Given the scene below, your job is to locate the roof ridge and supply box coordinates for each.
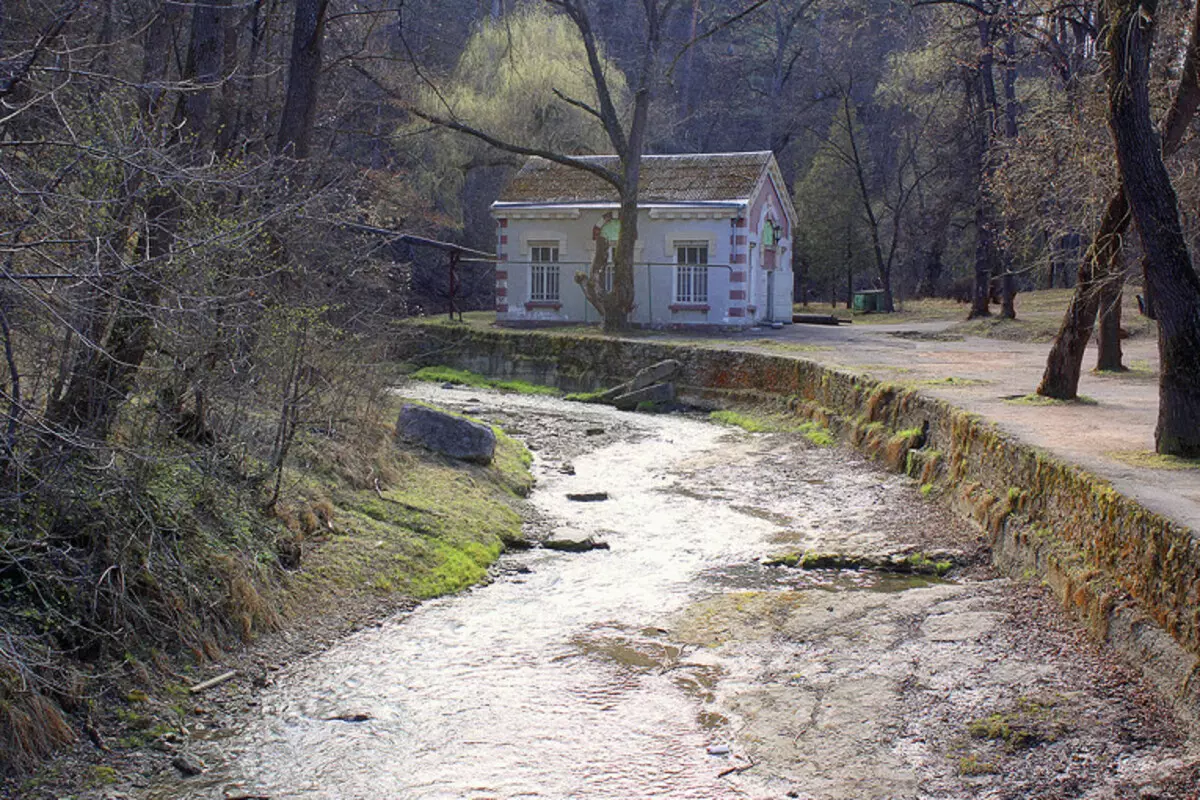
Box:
[539,150,773,161]
[499,151,778,205]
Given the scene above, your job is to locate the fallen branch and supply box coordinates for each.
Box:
[189,670,237,694]
[717,756,757,779]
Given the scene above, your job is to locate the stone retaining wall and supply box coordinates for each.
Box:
[409,325,1200,724]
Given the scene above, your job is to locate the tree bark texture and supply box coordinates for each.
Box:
[1037,190,1128,397]
[1040,0,1200,397]
[1095,269,1127,372]
[1107,0,1200,456]
[276,0,329,158]
[178,0,227,148]
[968,18,999,320]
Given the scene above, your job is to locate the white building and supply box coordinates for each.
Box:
[492,151,796,329]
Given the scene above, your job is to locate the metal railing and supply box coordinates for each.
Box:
[502,261,737,325]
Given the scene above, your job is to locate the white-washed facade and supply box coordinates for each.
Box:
[492,153,795,329]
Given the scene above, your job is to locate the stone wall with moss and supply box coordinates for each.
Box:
[411,325,1200,721]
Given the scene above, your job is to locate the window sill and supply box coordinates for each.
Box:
[670,303,710,312]
[525,301,563,311]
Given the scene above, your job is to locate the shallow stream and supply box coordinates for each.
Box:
[149,386,1190,800]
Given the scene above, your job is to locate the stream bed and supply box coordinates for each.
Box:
[149,385,1194,799]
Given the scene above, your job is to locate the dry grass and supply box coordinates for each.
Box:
[0,678,77,773]
[795,289,1155,345]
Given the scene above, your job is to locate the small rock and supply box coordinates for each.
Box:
[567,492,609,502]
[559,463,576,475]
[585,427,606,436]
[543,528,610,552]
[440,382,457,389]
[172,752,206,777]
[325,712,372,723]
[502,537,536,551]
[706,744,732,756]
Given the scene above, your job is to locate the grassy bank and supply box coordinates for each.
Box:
[1,395,531,782]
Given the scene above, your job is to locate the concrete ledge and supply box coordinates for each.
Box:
[408,325,1200,726]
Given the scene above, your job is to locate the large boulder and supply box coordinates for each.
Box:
[612,381,675,411]
[589,360,682,408]
[629,359,681,392]
[395,404,496,464]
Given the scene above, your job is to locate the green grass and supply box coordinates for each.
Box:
[1003,393,1097,407]
[1107,450,1200,471]
[914,376,990,387]
[409,365,559,396]
[279,396,533,618]
[710,410,775,433]
[564,388,609,403]
[709,409,834,447]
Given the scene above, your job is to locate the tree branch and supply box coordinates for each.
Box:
[552,87,604,122]
[353,61,622,189]
[669,0,771,78]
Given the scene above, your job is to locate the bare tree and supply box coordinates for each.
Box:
[1038,0,1200,400]
[401,0,769,331]
[277,0,330,159]
[1103,0,1200,455]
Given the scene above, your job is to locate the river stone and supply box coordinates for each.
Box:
[567,491,609,502]
[613,381,675,411]
[395,404,495,464]
[543,528,610,552]
[172,752,205,776]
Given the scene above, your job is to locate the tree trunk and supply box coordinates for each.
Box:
[45,193,177,440]
[999,258,1017,318]
[177,0,227,149]
[969,203,993,319]
[276,0,329,158]
[1095,271,1127,371]
[43,0,219,442]
[1037,190,1128,397]
[917,238,943,298]
[842,96,895,312]
[1041,0,1200,396]
[1107,0,1200,456]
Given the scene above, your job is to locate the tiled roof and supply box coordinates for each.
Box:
[495,151,774,205]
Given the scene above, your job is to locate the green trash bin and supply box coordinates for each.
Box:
[853,290,885,313]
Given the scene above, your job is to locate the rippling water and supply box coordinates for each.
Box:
[157,389,797,799]
[142,385,1191,800]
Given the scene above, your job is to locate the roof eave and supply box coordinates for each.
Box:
[491,200,749,211]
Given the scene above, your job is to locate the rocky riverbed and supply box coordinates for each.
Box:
[123,385,1199,799]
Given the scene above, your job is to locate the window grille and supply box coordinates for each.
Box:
[675,242,709,303]
[529,242,560,302]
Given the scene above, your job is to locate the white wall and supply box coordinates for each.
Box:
[495,209,754,328]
